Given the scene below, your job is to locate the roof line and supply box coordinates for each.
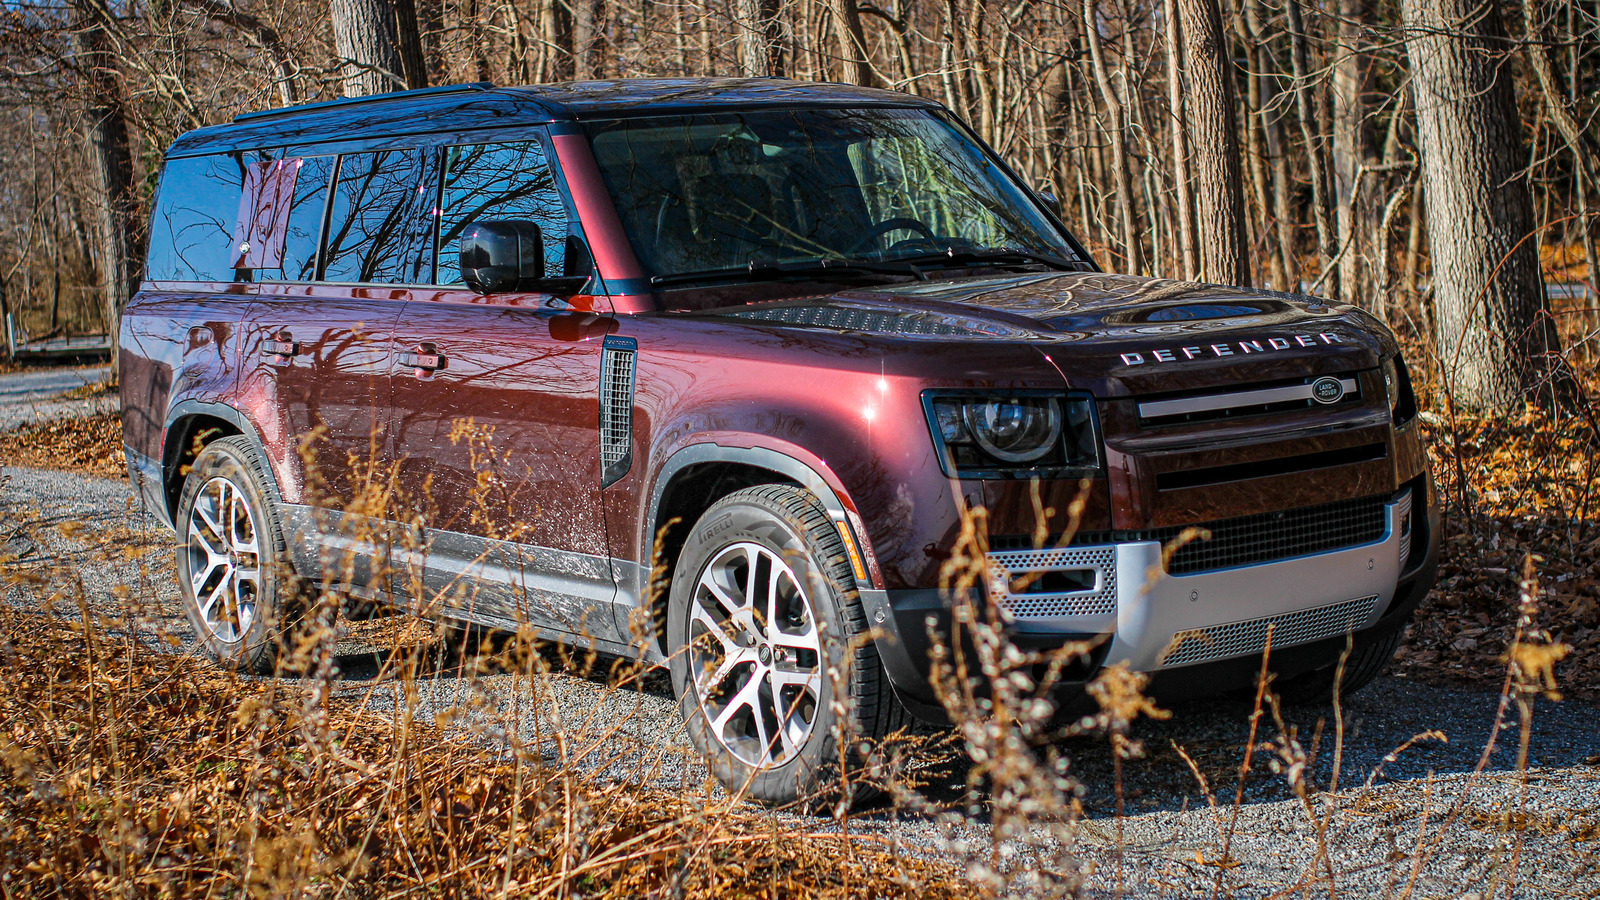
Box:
[232,82,497,124]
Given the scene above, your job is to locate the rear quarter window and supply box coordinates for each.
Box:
[145,154,248,282]
[322,149,433,284]
[259,156,336,283]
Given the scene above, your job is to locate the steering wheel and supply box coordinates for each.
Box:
[847,217,936,255]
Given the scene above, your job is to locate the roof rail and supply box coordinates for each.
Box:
[233,82,497,124]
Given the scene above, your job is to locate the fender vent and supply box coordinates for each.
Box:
[599,338,636,487]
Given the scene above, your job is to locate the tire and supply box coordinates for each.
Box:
[667,484,909,807]
[174,435,308,675]
[1276,626,1404,707]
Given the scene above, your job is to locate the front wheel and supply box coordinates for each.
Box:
[1276,626,1405,706]
[667,485,906,806]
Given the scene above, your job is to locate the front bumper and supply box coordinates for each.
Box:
[861,480,1439,720]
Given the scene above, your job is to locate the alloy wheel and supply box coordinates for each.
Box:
[687,541,823,768]
[184,475,262,644]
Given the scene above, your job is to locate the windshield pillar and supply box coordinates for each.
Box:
[549,128,659,313]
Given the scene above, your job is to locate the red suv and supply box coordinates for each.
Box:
[121,78,1438,804]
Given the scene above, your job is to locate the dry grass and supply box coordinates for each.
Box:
[1,349,1595,897]
[0,600,971,898]
[1398,348,1600,702]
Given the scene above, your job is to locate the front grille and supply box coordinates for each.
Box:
[1153,442,1387,491]
[1159,594,1380,667]
[986,545,1117,620]
[991,493,1390,575]
[1137,373,1366,427]
[598,339,636,486]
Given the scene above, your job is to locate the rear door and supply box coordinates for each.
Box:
[236,148,432,595]
[389,137,622,645]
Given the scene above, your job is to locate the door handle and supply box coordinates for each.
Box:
[397,344,446,375]
[261,332,300,364]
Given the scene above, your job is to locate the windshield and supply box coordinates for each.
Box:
[584,108,1082,284]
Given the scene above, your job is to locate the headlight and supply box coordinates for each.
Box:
[924,392,1101,478]
[964,398,1061,462]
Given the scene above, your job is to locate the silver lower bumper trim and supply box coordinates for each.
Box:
[993,491,1411,671]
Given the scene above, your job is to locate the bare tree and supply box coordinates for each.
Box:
[71,0,141,368]
[1176,0,1248,286]
[1332,0,1375,307]
[1082,0,1145,274]
[1403,0,1554,406]
[1162,0,1197,280]
[736,0,786,76]
[828,0,879,86]
[331,0,407,95]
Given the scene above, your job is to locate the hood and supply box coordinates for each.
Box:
[702,271,1394,395]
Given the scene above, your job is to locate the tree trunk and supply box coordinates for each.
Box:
[1332,0,1374,307]
[573,0,604,79]
[736,0,785,76]
[1286,0,1337,293]
[1403,0,1554,407]
[1164,0,1198,280]
[1082,0,1144,274]
[416,0,447,83]
[72,2,141,372]
[0,277,12,360]
[331,0,407,96]
[1176,0,1249,286]
[392,0,429,89]
[828,0,878,86]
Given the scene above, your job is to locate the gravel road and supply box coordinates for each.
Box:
[3,366,1597,898]
[0,363,116,432]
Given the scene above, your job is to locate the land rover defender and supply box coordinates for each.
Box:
[121,78,1439,804]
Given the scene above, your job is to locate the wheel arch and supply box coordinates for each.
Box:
[161,401,271,523]
[643,443,881,656]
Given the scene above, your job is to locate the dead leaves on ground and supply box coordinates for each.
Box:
[0,410,125,479]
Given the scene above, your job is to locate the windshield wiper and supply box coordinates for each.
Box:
[891,248,1090,273]
[650,257,928,287]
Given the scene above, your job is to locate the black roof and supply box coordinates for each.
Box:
[166,78,943,157]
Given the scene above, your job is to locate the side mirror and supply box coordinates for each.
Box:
[460,220,544,293]
[1033,190,1063,218]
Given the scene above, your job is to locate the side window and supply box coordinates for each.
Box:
[322,149,431,284]
[258,156,335,282]
[437,141,568,285]
[145,154,247,282]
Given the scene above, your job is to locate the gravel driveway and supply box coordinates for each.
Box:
[3,364,1596,898]
[0,363,116,431]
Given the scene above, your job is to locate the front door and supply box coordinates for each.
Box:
[388,137,621,644]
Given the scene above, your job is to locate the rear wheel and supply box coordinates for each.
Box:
[667,484,907,806]
[175,436,308,674]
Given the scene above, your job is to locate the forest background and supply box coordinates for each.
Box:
[1,0,1597,410]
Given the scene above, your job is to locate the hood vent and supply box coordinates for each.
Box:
[721,304,981,336]
[599,337,636,487]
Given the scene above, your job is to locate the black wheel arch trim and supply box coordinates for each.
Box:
[642,442,897,655]
[160,400,284,523]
